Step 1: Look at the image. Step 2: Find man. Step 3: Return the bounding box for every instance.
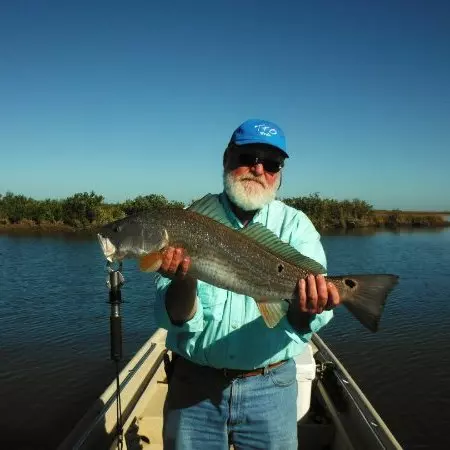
[154,119,340,450]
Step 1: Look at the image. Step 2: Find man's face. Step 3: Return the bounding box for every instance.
[223,145,284,211]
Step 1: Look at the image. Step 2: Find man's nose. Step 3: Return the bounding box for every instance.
[250,163,264,175]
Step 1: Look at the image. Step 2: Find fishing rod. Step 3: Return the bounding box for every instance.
[106,261,125,449]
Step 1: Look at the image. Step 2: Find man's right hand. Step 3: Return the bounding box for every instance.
[159,247,191,279]
[160,247,197,324]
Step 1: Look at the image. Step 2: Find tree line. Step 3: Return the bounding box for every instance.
[284,193,446,228]
[0,191,446,230]
[0,191,183,229]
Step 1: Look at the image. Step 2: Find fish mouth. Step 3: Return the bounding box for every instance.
[97,233,117,262]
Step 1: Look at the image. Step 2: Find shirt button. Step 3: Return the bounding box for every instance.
[231,323,238,329]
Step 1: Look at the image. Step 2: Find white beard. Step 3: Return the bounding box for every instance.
[223,171,280,211]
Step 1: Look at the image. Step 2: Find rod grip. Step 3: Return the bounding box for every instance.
[110,316,122,361]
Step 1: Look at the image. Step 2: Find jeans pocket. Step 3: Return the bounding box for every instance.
[269,359,296,387]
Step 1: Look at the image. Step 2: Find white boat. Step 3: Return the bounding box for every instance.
[59,329,403,450]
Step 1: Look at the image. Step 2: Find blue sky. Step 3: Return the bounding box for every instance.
[1,0,449,210]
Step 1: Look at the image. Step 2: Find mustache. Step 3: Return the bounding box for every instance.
[236,175,267,188]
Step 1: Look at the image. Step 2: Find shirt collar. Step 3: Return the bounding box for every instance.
[219,191,270,229]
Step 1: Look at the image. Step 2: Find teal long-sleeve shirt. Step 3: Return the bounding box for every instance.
[154,193,333,370]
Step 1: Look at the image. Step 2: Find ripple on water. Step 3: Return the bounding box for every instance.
[1,229,450,449]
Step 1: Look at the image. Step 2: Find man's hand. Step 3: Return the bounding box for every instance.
[159,247,191,279]
[287,274,340,332]
[297,274,340,314]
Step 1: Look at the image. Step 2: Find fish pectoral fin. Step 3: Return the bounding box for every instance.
[139,252,164,272]
[256,300,290,328]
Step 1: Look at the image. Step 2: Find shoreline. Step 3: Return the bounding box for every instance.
[0,222,98,236]
[1,220,448,236]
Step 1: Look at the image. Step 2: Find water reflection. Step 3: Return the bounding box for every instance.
[321,225,449,236]
[2,225,448,241]
[0,228,97,241]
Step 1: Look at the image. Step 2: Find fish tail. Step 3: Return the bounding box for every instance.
[337,274,399,332]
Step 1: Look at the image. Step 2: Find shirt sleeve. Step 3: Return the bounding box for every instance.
[288,210,327,271]
[282,210,334,342]
[283,310,334,344]
[153,273,205,333]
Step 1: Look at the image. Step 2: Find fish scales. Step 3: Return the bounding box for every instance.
[161,210,304,300]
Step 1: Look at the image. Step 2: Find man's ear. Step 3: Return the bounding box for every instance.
[223,147,229,168]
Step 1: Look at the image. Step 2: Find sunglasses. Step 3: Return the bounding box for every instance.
[236,153,284,173]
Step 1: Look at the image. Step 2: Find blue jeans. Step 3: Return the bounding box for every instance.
[163,357,298,450]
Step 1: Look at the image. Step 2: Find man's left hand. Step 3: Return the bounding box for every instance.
[297,274,340,315]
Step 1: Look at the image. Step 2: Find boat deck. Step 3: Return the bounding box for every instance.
[122,360,167,449]
[121,339,322,449]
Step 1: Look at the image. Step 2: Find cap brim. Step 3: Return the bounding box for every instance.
[233,139,289,158]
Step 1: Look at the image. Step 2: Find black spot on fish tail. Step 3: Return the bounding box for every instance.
[339,274,399,333]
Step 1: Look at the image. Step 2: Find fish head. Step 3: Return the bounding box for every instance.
[97,214,169,262]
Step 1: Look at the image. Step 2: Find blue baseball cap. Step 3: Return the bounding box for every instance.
[229,119,288,158]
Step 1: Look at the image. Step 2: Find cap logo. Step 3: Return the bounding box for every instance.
[254,124,277,137]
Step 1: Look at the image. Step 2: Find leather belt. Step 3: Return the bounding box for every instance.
[171,353,288,380]
[222,359,287,379]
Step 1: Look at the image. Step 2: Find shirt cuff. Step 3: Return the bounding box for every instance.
[282,310,334,344]
[154,276,204,333]
[167,296,204,333]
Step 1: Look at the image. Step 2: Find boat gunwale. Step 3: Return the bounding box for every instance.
[312,333,403,449]
[58,330,168,450]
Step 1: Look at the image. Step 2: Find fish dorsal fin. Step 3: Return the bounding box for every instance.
[241,223,326,274]
[188,194,326,273]
[187,194,233,228]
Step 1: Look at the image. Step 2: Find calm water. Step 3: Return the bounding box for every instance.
[1,227,449,449]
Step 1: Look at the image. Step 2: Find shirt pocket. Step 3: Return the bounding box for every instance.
[197,281,227,321]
